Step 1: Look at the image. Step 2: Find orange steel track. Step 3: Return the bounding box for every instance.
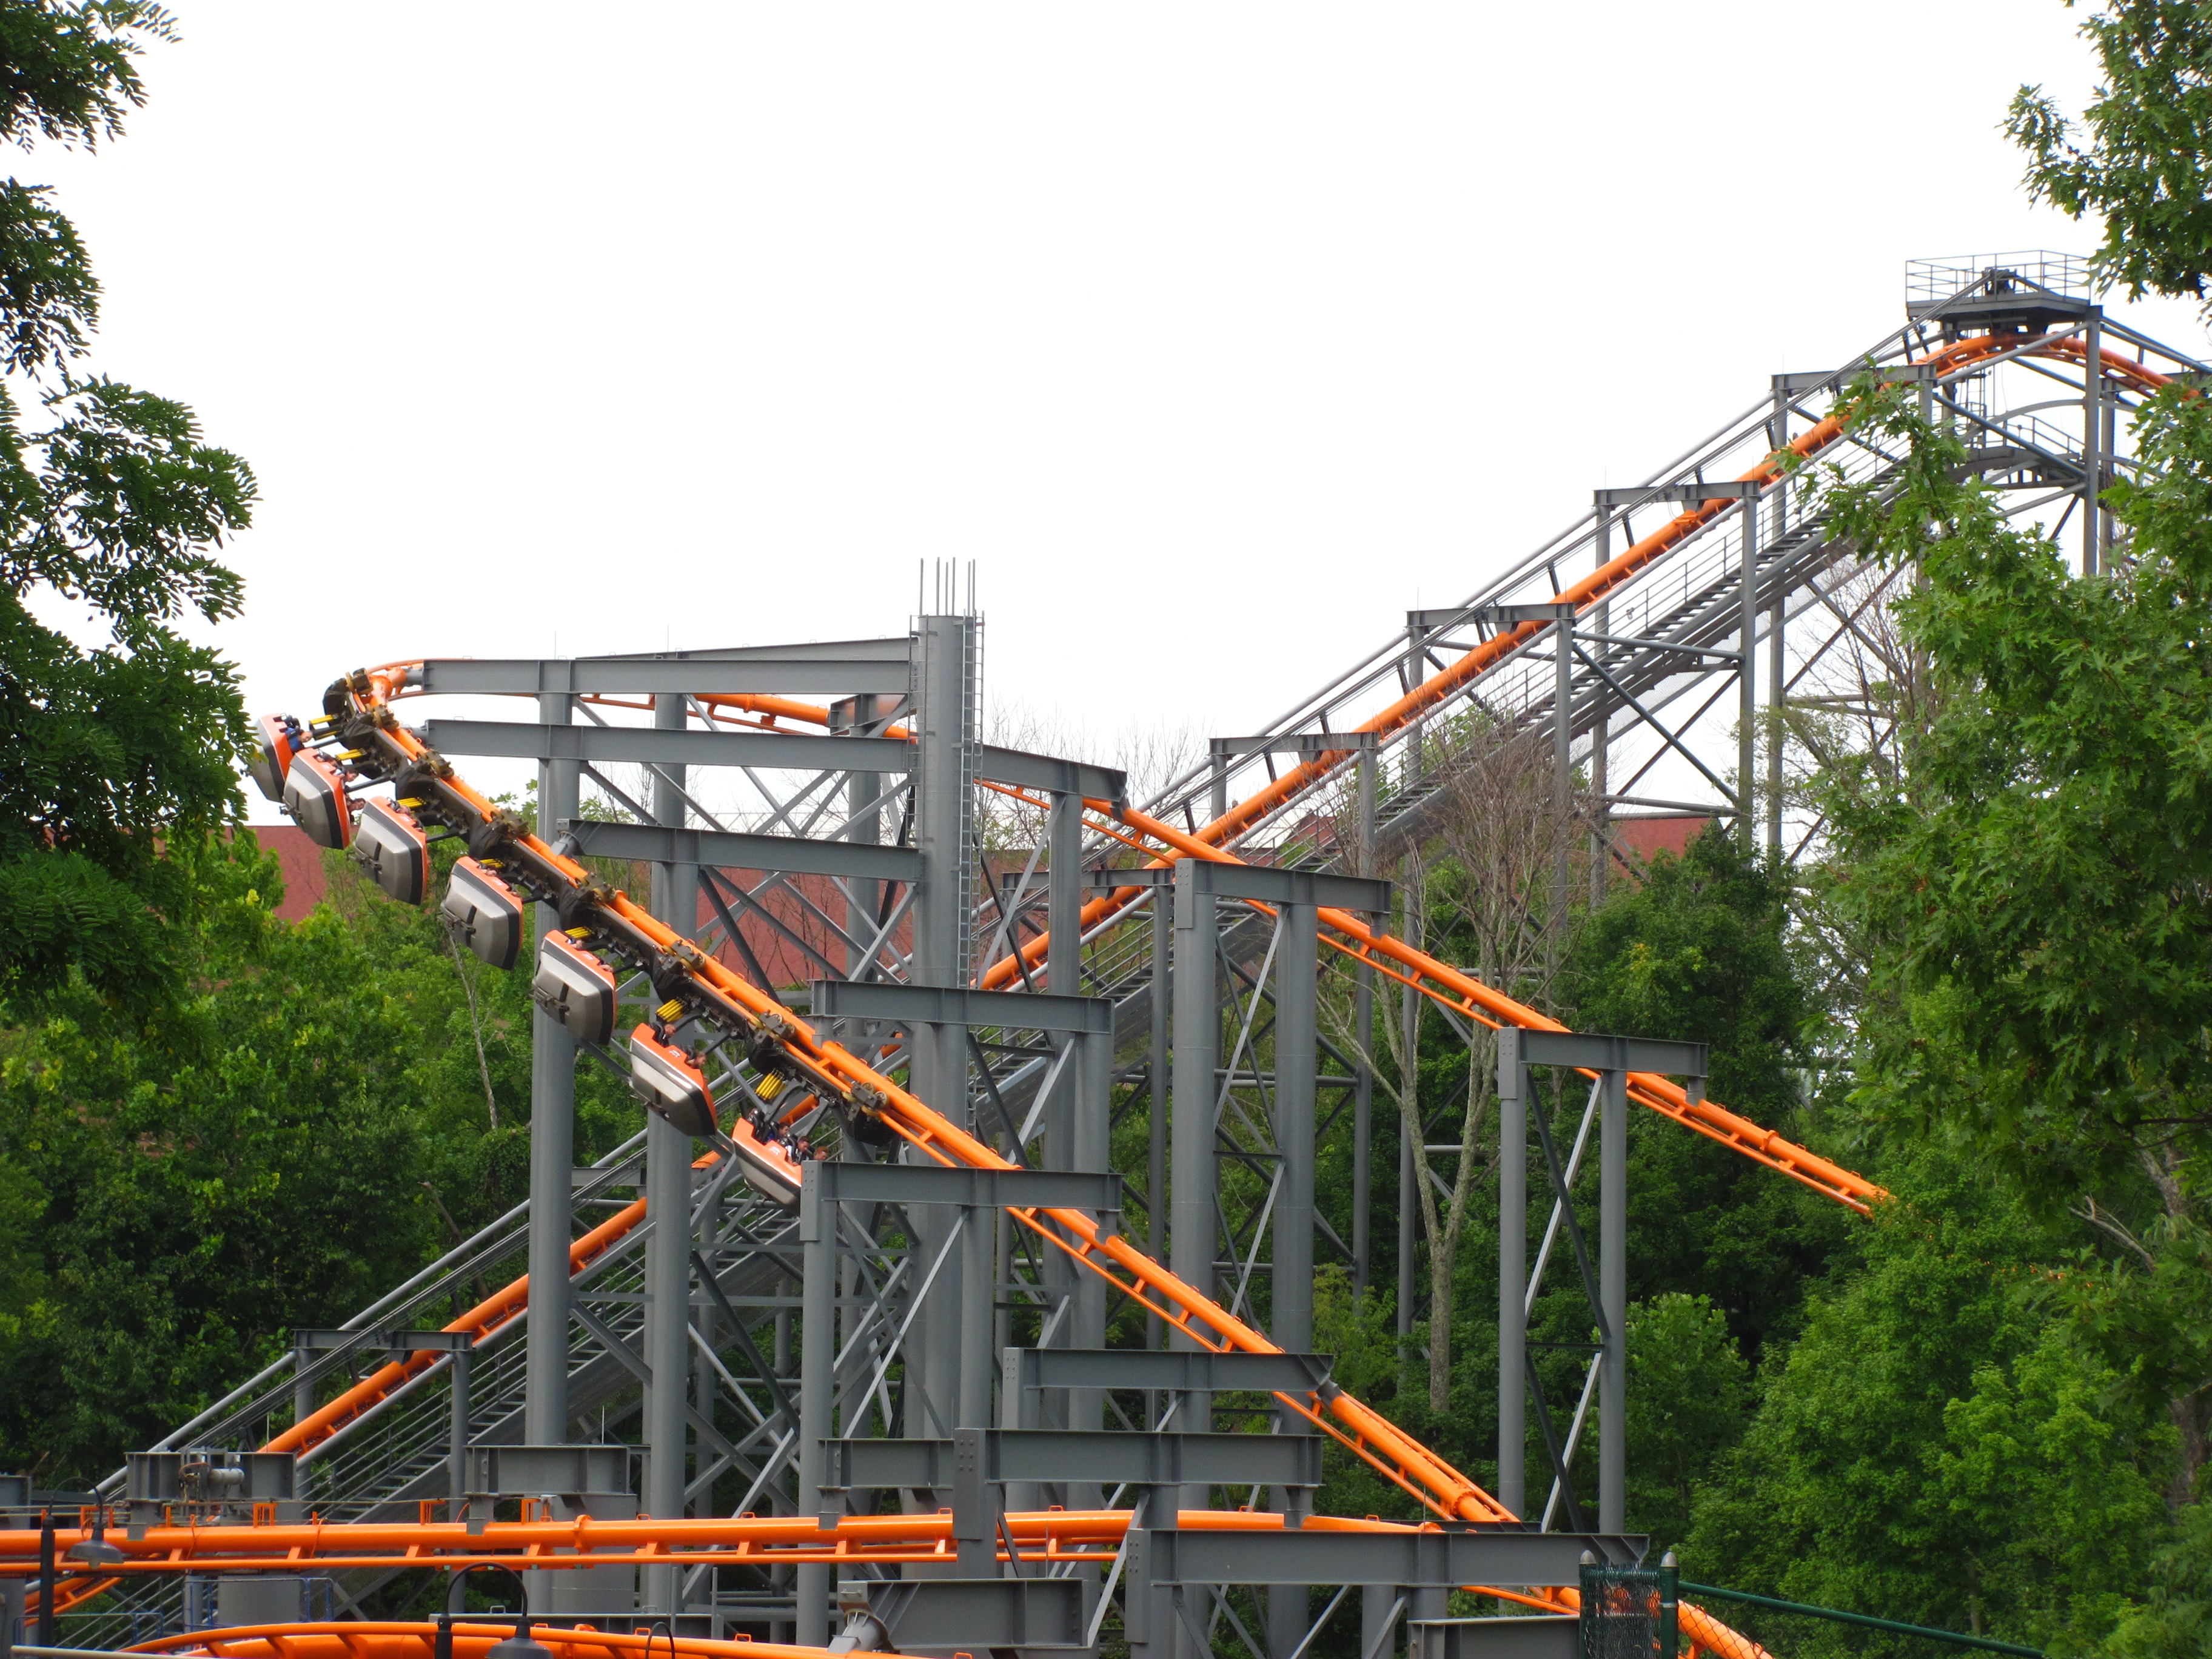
[122,1621,899,1659]
[49,329,2149,1653]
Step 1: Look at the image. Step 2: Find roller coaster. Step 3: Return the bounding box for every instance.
[4,254,2196,1659]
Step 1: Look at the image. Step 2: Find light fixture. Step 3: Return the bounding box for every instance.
[65,1508,126,1567]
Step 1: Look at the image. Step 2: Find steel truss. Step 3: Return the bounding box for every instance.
[35,256,2200,1659]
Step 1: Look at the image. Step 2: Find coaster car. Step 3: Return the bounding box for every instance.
[441,857,524,970]
[353,799,429,905]
[534,931,618,1045]
[283,751,353,850]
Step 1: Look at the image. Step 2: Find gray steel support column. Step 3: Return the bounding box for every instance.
[448,1346,470,1506]
[1590,510,1611,909]
[1598,1065,1627,1535]
[1552,610,1574,932]
[2084,307,2103,575]
[526,691,579,1449]
[797,1170,833,1646]
[959,1207,993,1431]
[1352,744,1376,1296]
[1269,902,1317,1659]
[1170,861,1218,1500]
[840,693,890,980]
[1767,577,1785,858]
[642,692,695,1615]
[1361,1584,1396,1659]
[1148,888,1171,1350]
[1396,866,1421,1345]
[1036,792,1084,1440]
[1496,1030,1526,1518]
[1737,493,1760,848]
[1048,793,1081,997]
[910,615,975,1444]
[1273,901,1318,1355]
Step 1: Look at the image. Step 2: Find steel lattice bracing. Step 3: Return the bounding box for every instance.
[34,258,2199,1659]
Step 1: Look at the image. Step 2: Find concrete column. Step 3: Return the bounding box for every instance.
[526,689,579,1448]
[1737,494,1760,849]
[642,692,696,1615]
[796,1168,833,1646]
[1495,1030,1526,1518]
[1170,861,1218,1500]
[1598,1064,1627,1535]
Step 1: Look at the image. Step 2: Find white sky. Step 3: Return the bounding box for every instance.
[22,3,2205,821]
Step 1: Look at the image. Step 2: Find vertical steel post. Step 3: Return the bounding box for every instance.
[910,614,975,1442]
[796,1166,833,1646]
[1766,580,1785,859]
[1590,509,1611,908]
[1598,1062,1627,1535]
[1273,900,1318,1354]
[1208,743,1228,828]
[1148,886,1171,1349]
[2084,307,2104,575]
[1552,609,1573,934]
[1496,1028,1526,1518]
[1268,897,1318,1659]
[838,694,890,980]
[1170,860,1218,1495]
[1353,742,1377,1297]
[1397,621,1424,1349]
[642,691,695,1615]
[527,685,578,1448]
[449,1345,471,1506]
[1737,494,1760,848]
[1396,869,1420,1346]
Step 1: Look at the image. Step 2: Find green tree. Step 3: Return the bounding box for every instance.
[1689,1144,2170,1650]
[0,1,257,1016]
[1623,1292,1749,1555]
[1809,381,2212,1499]
[2010,0,2212,316]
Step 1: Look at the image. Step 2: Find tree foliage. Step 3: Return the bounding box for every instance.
[0,0,256,1019]
[2011,0,2212,313]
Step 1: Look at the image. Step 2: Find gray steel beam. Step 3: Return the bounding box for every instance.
[1174,860,1392,917]
[565,819,920,883]
[909,615,976,1449]
[1600,1065,1627,1537]
[821,1428,1323,1494]
[1145,1526,1643,1584]
[1353,742,1377,1299]
[809,979,1110,1037]
[1005,1347,1332,1396]
[1170,857,1218,1503]
[1496,1028,1527,1519]
[797,1170,836,1644]
[426,718,911,774]
[528,686,579,1487]
[1273,901,1318,1359]
[802,1160,1121,1214]
[414,645,912,697]
[641,692,694,1617]
[977,745,1127,807]
[1208,731,1380,759]
[1514,1031,1706,1083]
[846,1576,1088,1651]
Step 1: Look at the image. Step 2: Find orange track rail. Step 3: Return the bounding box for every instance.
[57,327,2147,1649]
